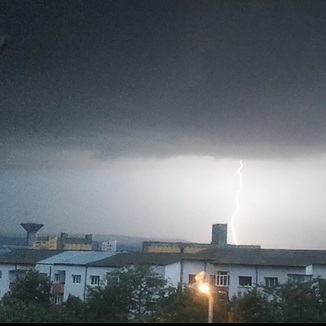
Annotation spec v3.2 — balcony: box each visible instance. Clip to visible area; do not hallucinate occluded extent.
[52,283,65,294]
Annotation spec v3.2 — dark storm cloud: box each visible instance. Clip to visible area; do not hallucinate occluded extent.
[1,0,326,169]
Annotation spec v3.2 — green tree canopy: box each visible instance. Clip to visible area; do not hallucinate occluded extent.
[155,285,209,323]
[2,269,51,308]
[270,278,323,323]
[86,264,168,323]
[228,287,279,323]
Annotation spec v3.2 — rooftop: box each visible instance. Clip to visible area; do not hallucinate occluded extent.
[190,247,326,267]
[88,252,187,267]
[37,250,116,265]
[0,248,62,264]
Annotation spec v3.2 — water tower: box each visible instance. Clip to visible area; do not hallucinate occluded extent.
[20,222,44,248]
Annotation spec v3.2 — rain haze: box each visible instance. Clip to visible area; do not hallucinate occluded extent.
[1,0,326,249]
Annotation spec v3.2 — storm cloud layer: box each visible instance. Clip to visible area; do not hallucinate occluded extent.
[1,0,326,170]
[1,1,326,248]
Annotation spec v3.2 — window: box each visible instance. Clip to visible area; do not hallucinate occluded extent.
[0,271,2,278]
[72,274,81,284]
[54,271,66,283]
[9,269,27,283]
[188,274,196,284]
[106,272,119,286]
[288,274,312,283]
[239,276,252,287]
[39,272,48,280]
[216,271,230,286]
[90,275,100,285]
[54,295,63,305]
[265,277,278,288]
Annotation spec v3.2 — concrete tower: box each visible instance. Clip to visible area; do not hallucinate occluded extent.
[20,223,44,248]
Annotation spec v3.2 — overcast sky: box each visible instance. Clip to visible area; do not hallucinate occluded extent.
[1,0,326,249]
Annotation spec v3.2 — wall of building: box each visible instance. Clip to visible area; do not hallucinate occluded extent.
[37,264,88,302]
[208,264,306,298]
[0,264,14,299]
[306,264,326,279]
[164,261,181,287]
[181,260,210,285]
[174,260,309,299]
[85,266,110,295]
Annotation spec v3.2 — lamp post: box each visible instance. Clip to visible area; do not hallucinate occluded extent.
[198,281,214,323]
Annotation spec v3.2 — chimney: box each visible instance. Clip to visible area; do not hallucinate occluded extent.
[211,223,227,247]
[20,223,44,248]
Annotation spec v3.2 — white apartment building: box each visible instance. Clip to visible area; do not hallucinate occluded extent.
[35,250,116,304]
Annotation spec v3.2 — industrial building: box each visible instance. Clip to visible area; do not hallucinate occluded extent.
[142,223,260,253]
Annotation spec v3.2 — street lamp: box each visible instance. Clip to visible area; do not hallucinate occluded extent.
[196,273,214,323]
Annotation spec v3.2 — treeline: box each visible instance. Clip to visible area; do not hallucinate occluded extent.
[1,266,326,323]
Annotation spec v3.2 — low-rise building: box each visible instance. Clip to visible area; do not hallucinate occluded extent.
[0,249,61,299]
[36,250,116,304]
[142,223,260,253]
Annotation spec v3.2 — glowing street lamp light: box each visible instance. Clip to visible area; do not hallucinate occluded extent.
[198,282,210,294]
[199,283,213,323]
[196,272,214,323]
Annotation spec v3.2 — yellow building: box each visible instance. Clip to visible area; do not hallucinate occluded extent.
[33,233,93,251]
[58,233,93,250]
[33,236,58,250]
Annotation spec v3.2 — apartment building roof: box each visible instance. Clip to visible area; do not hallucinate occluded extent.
[0,248,62,265]
[3,246,326,270]
[87,252,186,267]
[88,247,326,269]
[191,247,326,267]
[37,250,115,266]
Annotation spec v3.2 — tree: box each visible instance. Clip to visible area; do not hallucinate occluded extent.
[270,279,323,323]
[0,299,56,323]
[0,269,58,323]
[86,282,129,322]
[118,264,168,322]
[86,264,168,322]
[2,269,51,308]
[60,294,89,323]
[155,285,209,323]
[228,287,279,323]
[315,277,326,321]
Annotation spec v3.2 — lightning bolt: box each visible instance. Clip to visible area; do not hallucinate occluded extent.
[230,160,243,245]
